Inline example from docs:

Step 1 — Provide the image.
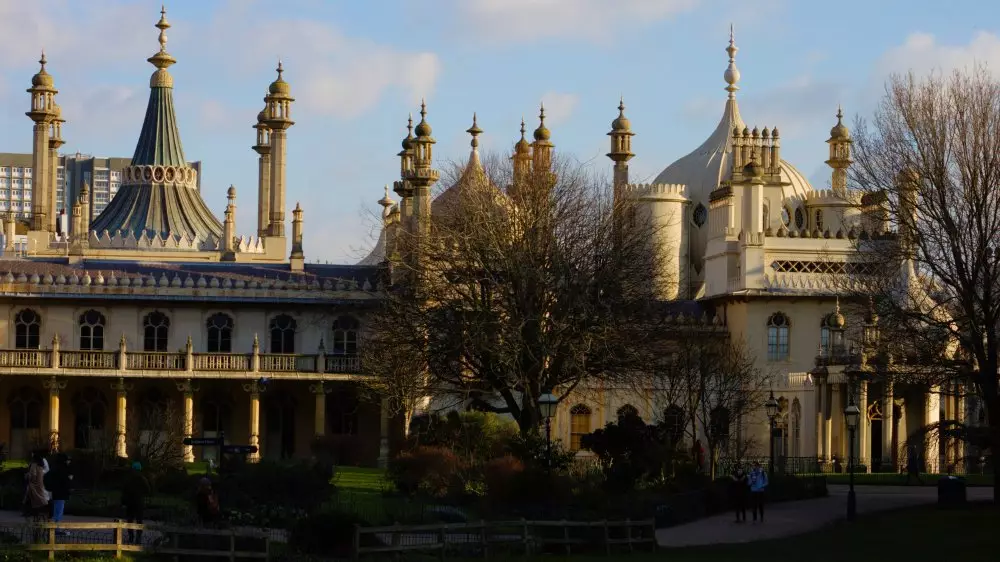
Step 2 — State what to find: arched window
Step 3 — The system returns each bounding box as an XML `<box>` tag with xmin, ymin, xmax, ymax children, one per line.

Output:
<box><xmin>332</xmin><ymin>316</ymin><xmax>360</xmax><ymax>356</ymax></box>
<box><xmin>569</xmin><ymin>404</ymin><xmax>592</xmax><ymax>451</ymax></box>
<box><xmin>14</xmin><ymin>308</ymin><xmax>40</xmax><ymax>349</ymax></box>
<box><xmin>693</xmin><ymin>203</ymin><xmax>708</xmax><ymax>227</ymax></box>
<box><xmin>820</xmin><ymin>318</ymin><xmax>831</xmax><ymax>357</ymax></box>
<box><xmin>794</xmin><ymin>206</ymin><xmax>805</xmax><ymax>230</ymax></box>
<box><xmin>79</xmin><ymin>310</ymin><xmax>106</xmax><ymax>351</ymax></box>
<box><xmin>815</xmin><ymin>209</ymin><xmax>824</xmax><ymax>232</ymax></box>
<box><xmin>767</xmin><ymin>312</ymin><xmax>790</xmax><ymax>361</ymax></box>
<box><xmin>616</xmin><ymin>404</ymin><xmax>640</xmax><ymax>421</ymax></box>
<box><xmin>269</xmin><ymin>315</ymin><xmax>296</xmax><ymax>354</ymax></box>
<box><xmin>199</xmin><ymin>396</ymin><xmax>233</xmax><ymax>463</ymax></box>
<box><xmin>329</xmin><ymin>389</ymin><xmax>359</xmax><ymax>435</ymax></box>
<box><xmin>143</xmin><ymin>311</ymin><xmax>170</xmax><ymax>352</ymax></box>
<box><xmin>663</xmin><ymin>404</ymin><xmax>686</xmax><ymax>448</ymax></box>
<box><xmin>791</xmin><ymin>398</ymin><xmax>802</xmax><ymax>457</ymax></box>
<box><xmin>776</xmin><ymin>396</ymin><xmax>790</xmax><ymax>458</ymax></box>
<box><xmin>762</xmin><ymin>204</ymin><xmax>770</xmax><ymax>230</ymax></box>
<box><xmin>8</xmin><ymin>387</ymin><xmax>42</xmax><ymax>459</ymax></box>
<box><xmin>781</xmin><ymin>206</ymin><xmax>791</xmax><ymax>227</ymax></box>
<box><xmin>206</xmin><ymin>313</ymin><xmax>234</xmax><ymax>353</ymax></box>
<box><xmin>73</xmin><ymin>387</ymin><xmax>107</xmax><ymax>449</ymax></box>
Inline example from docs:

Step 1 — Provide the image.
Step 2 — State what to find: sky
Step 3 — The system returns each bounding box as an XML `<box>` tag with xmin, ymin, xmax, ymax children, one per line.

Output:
<box><xmin>0</xmin><ymin>0</ymin><xmax>997</xmax><ymax>263</ymax></box>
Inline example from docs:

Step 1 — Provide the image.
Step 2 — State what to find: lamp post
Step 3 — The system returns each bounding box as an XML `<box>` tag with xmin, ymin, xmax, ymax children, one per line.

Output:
<box><xmin>538</xmin><ymin>392</ymin><xmax>558</xmax><ymax>475</ymax></box>
<box><xmin>844</xmin><ymin>400</ymin><xmax>861</xmax><ymax>521</ymax></box>
<box><xmin>764</xmin><ymin>391</ymin><xmax>779</xmax><ymax>479</ymax></box>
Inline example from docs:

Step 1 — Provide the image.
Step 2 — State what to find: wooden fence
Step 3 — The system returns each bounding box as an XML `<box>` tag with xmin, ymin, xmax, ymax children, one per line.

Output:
<box><xmin>1</xmin><ymin>520</ymin><xmax>271</xmax><ymax>560</ymax></box>
<box><xmin>352</xmin><ymin>518</ymin><xmax>656</xmax><ymax>560</ymax></box>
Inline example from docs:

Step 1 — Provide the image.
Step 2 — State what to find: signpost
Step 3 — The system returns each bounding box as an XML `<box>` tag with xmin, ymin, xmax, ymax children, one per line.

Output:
<box><xmin>182</xmin><ymin>432</ymin><xmax>258</xmax><ymax>473</ymax></box>
<box><xmin>222</xmin><ymin>445</ymin><xmax>259</xmax><ymax>455</ymax></box>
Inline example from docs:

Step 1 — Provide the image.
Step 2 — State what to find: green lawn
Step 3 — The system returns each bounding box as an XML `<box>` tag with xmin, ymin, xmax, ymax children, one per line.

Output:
<box><xmin>475</xmin><ymin>503</ymin><xmax>999</xmax><ymax>562</ymax></box>
<box><xmin>334</xmin><ymin>466</ymin><xmax>391</xmax><ymax>492</ymax></box>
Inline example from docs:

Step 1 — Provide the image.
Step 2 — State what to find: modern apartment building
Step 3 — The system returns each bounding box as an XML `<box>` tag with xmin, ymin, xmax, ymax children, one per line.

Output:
<box><xmin>0</xmin><ymin>152</ymin><xmax>202</xmax><ymax>225</ymax></box>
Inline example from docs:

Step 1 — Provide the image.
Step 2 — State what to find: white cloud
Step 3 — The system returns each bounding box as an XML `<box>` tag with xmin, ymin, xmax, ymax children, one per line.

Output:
<box><xmin>456</xmin><ymin>0</ymin><xmax>699</xmax><ymax>44</ymax></box>
<box><xmin>875</xmin><ymin>31</ymin><xmax>1000</xmax><ymax>79</ymax></box>
<box><xmin>539</xmin><ymin>92</ymin><xmax>579</xmax><ymax>127</ymax></box>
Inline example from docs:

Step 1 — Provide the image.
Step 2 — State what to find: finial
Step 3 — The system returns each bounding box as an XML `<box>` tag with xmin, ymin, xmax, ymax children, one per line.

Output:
<box><xmin>294</xmin><ymin>201</ymin><xmax>302</xmax><ymax>212</ymax></box>
<box><xmin>39</xmin><ymin>50</ymin><xmax>47</xmax><ymax>69</ymax></box>
<box><xmin>520</xmin><ymin>117</ymin><xmax>527</xmax><ymax>139</ymax></box>
<box><xmin>836</xmin><ymin>295</ymin><xmax>841</xmax><ymax>314</ymax></box>
<box><xmin>467</xmin><ymin>112</ymin><xmax>482</xmax><ymax>149</ymax></box>
<box><xmin>277</xmin><ymin>59</ymin><xmax>284</xmax><ymax>78</ymax></box>
<box><xmin>147</xmin><ymin>5</ymin><xmax>177</xmax><ymax>72</ymax></box>
<box><xmin>724</xmin><ymin>23</ymin><xmax>741</xmax><ymax>99</ymax></box>
<box><xmin>618</xmin><ymin>97</ymin><xmax>626</xmax><ymax>115</ymax></box>
<box><xmin>420</xmin><ymin>98</ymin><xmax>427</xmax><ymax>120</ymax></box>
<box><xmin>156</xmin><ymin>6</ymin><xmax>170</xmax><ymax>52</ymax></box>
<box><xmin>539</xmin><ymin>103</ymin><xmax>546</xmax><ymax>125</ymax></box>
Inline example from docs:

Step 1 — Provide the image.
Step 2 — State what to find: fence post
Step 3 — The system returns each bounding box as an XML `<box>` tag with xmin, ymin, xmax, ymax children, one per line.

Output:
<box><xmin>114</xmin><ymin>520</ymin><xmax>123</xmax><ymax>559</ymax></box>
<box><xmin>625</xmin><ymin>518</ymin><xmax>633</xmax><ymax>553</ymax></box>
<box><xmin>229</xmin><ymin>528</ymin><xmax>237</xmax><ymax>562</ymax></box>
<box><xmin>603</xmin><ymin>520</ymin><xmax>610</xmax><ymax>556</ymax></box>
<box><xmin>562</xmin><ymin>520</ymin><xmax>570</xmax><ymax>557</ymax></box>
<box><xmin>47</xmin><ymin>523</ymin><xmax>55</xmax><ymax>561</ymax></box>
<box><xmin>520</xmin><ymin>518</ymin><xmax>529</xmax><ymax>558</ymax></box>
<box><xmin>480</xmin><ymin>519</ymin><xmax>488</xmax><ymax>560</ymax></box>
<box><xmin>648</xmin><ymin>519</ymin><xmax>657</xmax><ymax>551</ymax></box>
<box><xmin>351</xmin><ymin>524</ymin><xmax>361</xmax><ymax>561</ymax></box>
<box><xmin>438</xmin><ymin>524</ymin><xmax>447</xmax><ymax>562</ymax></box>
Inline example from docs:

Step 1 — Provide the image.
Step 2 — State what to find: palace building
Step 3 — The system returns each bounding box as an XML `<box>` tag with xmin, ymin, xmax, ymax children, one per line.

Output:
<box><xmin>0</xmin><ymin>8</ymin><xmax>392</xmax><ymax>467</ymax></box>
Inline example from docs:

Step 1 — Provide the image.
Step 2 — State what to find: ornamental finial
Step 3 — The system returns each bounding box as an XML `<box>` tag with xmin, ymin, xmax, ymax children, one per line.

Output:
<box><xmin>724</xmin><ymin>23</ymin><xmax>740</xmax><ymax>99</ymax></box>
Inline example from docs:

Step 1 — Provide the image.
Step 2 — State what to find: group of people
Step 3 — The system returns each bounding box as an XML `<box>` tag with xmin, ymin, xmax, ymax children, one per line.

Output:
<box><xmin>23</xmin><ymin>451</ymin><xmax>74</xmax><ymax>533</ymax></box>
<box><xmin>728</xmin><ymin>461</ymin><xmax>769</xmax><ymax>523</ymax></box>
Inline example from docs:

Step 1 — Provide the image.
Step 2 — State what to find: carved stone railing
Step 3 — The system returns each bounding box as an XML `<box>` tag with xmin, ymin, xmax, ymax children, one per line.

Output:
<box><xmin>0</xmin><ymin>347</ymin><xmax>362</xmax><ymax>376</ymax></box>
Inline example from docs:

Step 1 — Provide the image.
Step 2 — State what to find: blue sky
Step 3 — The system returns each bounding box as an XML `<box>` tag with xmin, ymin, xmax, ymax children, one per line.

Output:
<box><xmin>0</xmin><ymin>0</ymin><xmax>996</xmax><ymax>262</ymax></box>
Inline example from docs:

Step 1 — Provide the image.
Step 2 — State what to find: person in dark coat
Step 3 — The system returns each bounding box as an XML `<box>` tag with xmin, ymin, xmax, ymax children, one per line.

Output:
<box><xmin>120</xmin><ymin>462</ymin><xmax>150</xmax><ymax>544</ymax></box>
<box><xmin>195</xmin><ymin>477</ymin><xmax>221</xmax><ymax>526</ymax></box>
<box><xmin>46</xmin><ymin>454</ymin><xmax>73</xmax><ymax>535</ymax></box>
<box><xmin>729</xmin><ymin>464</ymin><xmax>749</xmax><ymax>523</ymax></box>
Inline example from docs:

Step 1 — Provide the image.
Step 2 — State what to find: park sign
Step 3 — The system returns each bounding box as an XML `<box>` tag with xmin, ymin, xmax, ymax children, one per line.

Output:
<box><xmin>222</xmin><ymin>445</ymin><xmax>259</xmax><ymax>455</ymax></box>
<box><xmin>183</xmin><ymin>437</ymin><xmax>223</xmax><ymax>447</ymax></box>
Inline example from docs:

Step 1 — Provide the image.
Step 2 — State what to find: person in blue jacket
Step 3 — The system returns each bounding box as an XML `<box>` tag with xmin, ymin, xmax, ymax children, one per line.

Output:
<box><xmin>748</xmin><ymin>461</ymin><xmax>769</xmax><ymax>522</ymax></box>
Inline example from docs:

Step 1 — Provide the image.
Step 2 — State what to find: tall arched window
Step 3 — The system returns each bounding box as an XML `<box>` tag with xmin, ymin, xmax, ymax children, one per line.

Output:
<box><xmin>815</xmin><ymin>209</ymin><xmax>824</xmax><ymax>232</ymax></box>
<box><xmin>762</xmin><ymin>204</ymin><xmax>770</xmax><ymax>230</ymax></box>
<box><xmin>794</xmin><ymin>207</ymin><xmax>805</xmax><ymax>230</ymax></box>
<box><xmin>269</xmin><ymin>315</ymin><xmax>296</xmax><ymax>354</ymax></box>
<box><xmin>569</xmin><ymin>404</ymin><xmax>592</xmax><ymax>451</ymax></box>
<box><xmin>14</xmin><ymin>309</ymin><xmax>40</xmax><ymax>349</ymax></box>
<box><xmin>8</xmin><ymin>387</ymin><xmax>42</xmax><ymax>459</ymax></box>
<box><xmin>143</xmin><ymin>311</ymin><xmax>170</xmax><ymax>352</ymax></box>
<box><xmin>332</xmin><ymin>316</ymin><xmax>359</xmax><ymax>356</ymax></box>
<box><xmin>616</xmin><ymin>404</ymin><xmax>640</xmax><ymax>421</ymax></box>
<box><xmin>820</xmin><ymin>320</ymin><xmax>831</xmax><ymax>357</ymax></box>
<box><xmin>79</xmin><ymin>310</ymin><xmax>106</xmax><ymax>351</ymax></box>
<box><xmin>663</xmin><ymin>404</ymin><xmax>686</xmax><ymax>448</ymax></box>
<box><xmin>73</xmin><ymin>387</ymin><xmax>107</xmax><ymax>449</ymax></box>
<box><xmin>206</xmin><ymin>313</ymin><xmax>234</xmax><ymax>353</ymax></box>
<box><xmin>767</xmin><ymin>312</ymin><xmax>791</xmax><ymax>361</ymax></box>
<box><xmin>791</xmin><ymin>398</ymin><xmax>802</xmax><ymax>457</ymax></box>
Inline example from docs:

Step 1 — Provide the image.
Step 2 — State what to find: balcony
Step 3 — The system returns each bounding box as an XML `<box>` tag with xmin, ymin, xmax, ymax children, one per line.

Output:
<box><xmin>0</xmin><ymin>344</ymin><xmax>363</xmax><ymax>380</ymax></box>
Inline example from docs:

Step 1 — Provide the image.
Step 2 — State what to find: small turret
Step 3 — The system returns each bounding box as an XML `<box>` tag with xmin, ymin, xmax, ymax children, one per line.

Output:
<box><xmin>27</xmin><ymin>51</ymin><xmax>58</xmax><ymax>234</ymax></box>
<box><xmin>512</xmin><ymin>118</ymin><xmax>532</xmax><ymax>179</ymax></box>
<box><xmin>254</xmin><ymin>95</ymin><xmax>272</xmax><ymax>237</ymax></box>
<box><xmin>826</xmin><ymin>105</ymin><xmax>853</xmax><ymax>194</ymax></box>
<box><xmin>607</xmin><ymin>98</ymin><xmax>635</xmax><ymax>198</ymax></box>
<box><xmin>531</xmin><ymin>104</ymin><xmax>554</xmax><ymax>171</ymax></box>
<box><xmin>223</xmin><ymin>185</ymin><xmax>237</xmax><ymax>258</ymax></box>
<box><xmin>290</xmin><ymin>201</ymin><xmax>304</xmax><ymax>271</ymax></box>
<box><xmin>264</xmin><ymin>61</ymin><xmax>295</xmax><ymax>239</ymax></box>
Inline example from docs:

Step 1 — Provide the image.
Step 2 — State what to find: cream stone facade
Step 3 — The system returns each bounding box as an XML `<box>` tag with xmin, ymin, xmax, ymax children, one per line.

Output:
<box><xmin>367</xmin><ymin>28</ymin><xmax>976</xmax><ymax>473</ymax></box>
<box><xmin>1</xmin><ymin>8</ymin><xmax>397</xmax><ymax>468</ymax></box>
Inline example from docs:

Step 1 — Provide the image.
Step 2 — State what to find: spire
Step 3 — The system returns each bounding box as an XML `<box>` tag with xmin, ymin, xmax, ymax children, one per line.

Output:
<box><xmin>514</xmin><ymin>117</ymin><xmax>531</xmax><ymax>156</ymax></box>
<box><xmin>533</xmin><ymin>103</ymin><xmax>552</xmax><ymax>143</ymax></box>
<box><xmin>462</xmin><ymin>113</ymin><xmax>486</xmax><ymax>181</ymax></box>
<box><xmin>724</xmin><ymin>23</ymin><xmax>740</xmax><ymax>99</ymax></box>
<box><xmin>467</xmin><ymin>112</ymin><xmax>482</xmax><ymax>150</ymax></box>
<box><xmin>131</xmin><ymin>6</ymin><xmax>186</xmax><ymax>166</ymax></box>
<box><xmin>147</xmin><ymin>5</ymin><xmax>177</xmax><ymax>76</ymax></box>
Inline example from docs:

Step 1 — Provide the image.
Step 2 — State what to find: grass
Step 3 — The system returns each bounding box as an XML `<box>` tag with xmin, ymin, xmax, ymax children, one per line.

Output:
<box><xmin>474</xmin><ymin>503</ymin><xmax>999</xmax><ymax>562</ymax></box>
<box><xmin>334</xmin><ymin>466</ymin><xmax>390</xmax><ymax>492</ymax></box>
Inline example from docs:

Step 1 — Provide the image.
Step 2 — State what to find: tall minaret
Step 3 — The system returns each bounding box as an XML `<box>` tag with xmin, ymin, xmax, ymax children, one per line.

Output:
<box><xmin>826</xmin><ymin>106</ymin><xmax>852</xmax><ymax>195</ymax></box>
<box><xmin>253</xmin><ymin>96</ymin><xmax>271</xmax><ymax>237</ymax></box>
<box><xmin>48</xmin><ymin>103</ymin><xmax>65</xmax><ymax>233</ymax></box>
<box><xmin>607</xmin><ymin>98</ymin><xmax>634</xmax><ymax>204</ymax></box>
<box><xmin>531</xmin><ymin>104</ymin><xmax>554</xmax><ymax>171</ymax></box>
<box><xmin>393</xmin><ymin>115</ymin><xmax>415</xmax><ymax>232</ymax></box>
<box><xmin>290</xmin><ymin>202</ymin><xmax>305</xmax><ymax>270</ymax></box>
<box><xmin>402</xmin><ymin>100</ymin><xmax>439</xmax><ymax>258</ymax></box>
<box><xmin>27</xmin><ymin>51</ymin><xmax>58</xmax><ymax>233</ymax></box>
<box><xmin>265</xmin><ymin>61</ymin><xmax>294</xmax><ymax>239</ymax></box>
<box><xmin>223</xmin><ymin>185</ymin><xmax>237</xmax><ymax>259</ymax></box>
<box><xmin>512</xmin><ymin>118</ymin><xmax>532</xmax><ymax>187</ymax></box>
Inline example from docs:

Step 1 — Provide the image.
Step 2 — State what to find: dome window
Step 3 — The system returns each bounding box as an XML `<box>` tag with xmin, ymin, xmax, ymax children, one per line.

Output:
<box><xmin>794</xmin><ymin>207</ymin><xmax>805</xmax><ymax>230</ymax></box>
<box><xmin>693</xmin><ymin>203</ymin><xmax>708</xmax><ymax>227</ymax></box>
<box><xmin>815</xmin><ymin>210</ymin><xmax>824</xmax><ymax>232</ymax></box>
<box><xmin>781</xmin><ymin>206</ymin><xmax>791</xmax><ymax>227</ymax></box>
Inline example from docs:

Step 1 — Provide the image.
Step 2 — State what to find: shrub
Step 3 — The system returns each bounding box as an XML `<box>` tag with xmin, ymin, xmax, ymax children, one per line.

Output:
<box><xmin>213</xmin><ymin>460</ymin><xmax>335</xmax><ymax>525</ymax></box>
<box><xmin>288</xmin><ymin>511</ymin><xmax>380</xmax><ymax>558</ymax></box>
<box><xmin>407</xmin><ymin>411</ymin><xmax>517</xmax><ymax>466</ymax></box>
<box><xmin>484</xmin><ymin>455</ymin><xmax>524</xmax><ymax>500</ymax></box>
<box><xmin>388</xmin><ymin>446</ymin><xmax>463</xmax><ymax>498</ymax></box>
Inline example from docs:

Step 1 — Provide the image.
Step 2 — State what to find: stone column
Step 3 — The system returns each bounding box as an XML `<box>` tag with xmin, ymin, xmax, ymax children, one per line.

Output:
<box><xmin>815</xmin><ymin>378</ymin><xmax>825</xmax><ymax>463</ymax></box>
<box><xmin>825</xmin><ymin>383</ymin><xmax>835</xmax><ymax>463</ymax></box>
<box><xmin>956</xmin><ymin>385</ymin><xmax>967</xmax><ymax>469</ymax></box>
<box><xmin>858</xmin><ymin>381</ymin><xmax>869</xmax><ymax>468</ymax></box>
<box><xmin>310</xmin><ymin>381</ymin><xmax>330</xmax><ymax>437</ymax></box>
<box><xmin>110</xmin><ymin>378</ymin><xmax>132</xmax><ymax>458</ymax></box>
<box><xmin>925</xmin><ymin>387</ymin><xmax>940</xmax><ymax>473</ymax></box>
<box><xmin>243</xmin><ymin>380</ymin><xmax>266</xmax><ymax>462</ymax></box>
<box><xmin>882</xmin><ymin>382</ymin><xmax>894</xmax><ymax>470</ymax></box>
<box><xmin>378</xmin><ymin>397</ymin><xmax>391</xmax><ymax>468</ymax></box>
<box><xmin>177</xmin><ymin>379</ymin><xmax>197</xmax><ymax>463</ymax></box>
<box><xmin>43</xmin><ymin>377</ymin><xmax>66</xmax><ymax>451</ymax></box>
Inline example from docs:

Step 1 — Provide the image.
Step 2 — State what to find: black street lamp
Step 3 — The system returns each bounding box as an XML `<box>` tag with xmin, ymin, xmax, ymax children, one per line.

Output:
<box><xmin>764</xmin><ymin>391</ymin><xmax>780</xmax><ymax>479</ymax></box>
<box><xmin>538</xmin><ymin>392</ymin><xmax>559</xmax><ymax>475</ymax></box>
<box><xmin>844</xmin><ymin>400</ymin><xmax>861</xmax><ymax>521</ymax></box>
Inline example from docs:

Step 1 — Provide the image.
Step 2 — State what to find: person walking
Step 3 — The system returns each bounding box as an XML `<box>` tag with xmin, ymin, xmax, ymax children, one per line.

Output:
<box><xmin>23</xmin><ymin>452</ymin><xmax>50</xmax><ymax>521</ymax></box>
<box><xmin>46</xmin><ymin>454</ymin><xmax>74</xmax><ymax>536</ymax></box>
<box><xmin>729</xmin><ymin>464</ymin><xmax>749</xmax><ymax>523</ymax></box>
<box><xmin>748</xmin><ymin>461</ymin><xmax>769</xmax><ymax>523</ymax></box>
<box><xmin>120</xmin><ymin>461</ymin><xmax>150</xmax><ymax>544</ymax></box>
<box><xmin>906</xmin><ymin>446</ymin><xmax>924</xmax><ymax>485</ymax></box>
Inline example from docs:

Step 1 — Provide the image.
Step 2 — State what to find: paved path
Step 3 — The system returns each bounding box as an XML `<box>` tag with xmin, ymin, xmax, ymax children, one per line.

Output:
<box><xmin>655</xmin><ymin>484</ymin><xmax>994</xmax><ymax>548</ymax></box>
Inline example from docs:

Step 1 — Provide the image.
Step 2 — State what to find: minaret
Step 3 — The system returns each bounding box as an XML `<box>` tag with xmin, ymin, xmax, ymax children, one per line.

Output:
<box><xmin>27</xmin><ymin>51</ymin><xmax>58</xmax><ymax>233</ymax></box>
<box><xmin>48</xmin><ymin>103</ymin><xmax>66</xmax><ymax>233</ymax></box>
<box><xmin>511</xmin><ymin>118</ymin><xmax>532</xmax><ymax>194</ymax></box>
<box><xmin>223</xmin><ymin>185</ymin><xmax>237</xmax><ymax>259</ymax></box>
<box><xmin>402</xmin><ymin>100</ymin><xmax>439</xmax><ymax>263</ymax></box>
<box><xmin>265</xmin><ymin>61</ymin><xmax>294</xmax><ymax>239</ymax></box>
<box><xmin>531</xmin><ymin>104</ymin><xmax>554</xmax><ymax>171</ymax></box>
<box><xmin>290</xmin><ymin>202</ymin><xmax>305</xmax><ymax>271</ymax></box>
<box><xmin>607</xmin><ymin>98</ymin><xmax>634</xmax><ymax>204</ymax></box>
<box><xmin>253</xmin><ymin>97</ymin><xmax>272</xmax><ymax>237</ymax></box>
<box><xmin>826</xmin><ymin>105</ymin><xmax>852</xmax><ymax>195</ymax></box>
<box><xmin>379</xmin><ymin>185</ymin><xmax>397</xmax><ymax>263</ymax></box>
<box><xmin>79</xmin><ymin>182</ymin><xmax>91</xmax><ymax>232</ymax></box>
<box><xmin>393</xmin><ymin>115</ymin><xmax>415</xmax><ymax>232</ymax></box>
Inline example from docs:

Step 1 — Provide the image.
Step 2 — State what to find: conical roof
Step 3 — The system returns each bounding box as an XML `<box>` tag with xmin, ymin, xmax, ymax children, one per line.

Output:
<box><xmin>90</xmin><ymin>7</ymin><xmax>222</xmax><ymax>244</ymax></box>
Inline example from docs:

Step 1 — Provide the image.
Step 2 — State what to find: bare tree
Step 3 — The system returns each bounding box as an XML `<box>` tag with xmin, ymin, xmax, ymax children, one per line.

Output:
<box><xmin>655</xmin><ymin>335</ymin><xmax>770</xmax><ymax>479</ymax></box>
<box><xmin>847</xmin><ymin>65</ymin><xmax>1000</xmax><ymax>501</ymax></box>
<box><xmin>126</xmin><ymin>400</ymin><xmax>186</xmax><ymax>470</ymax></box>
<box><xmin>362</xmin><ymin>152</ymin><xmax>675</xmax><ymax>435</ymax></box>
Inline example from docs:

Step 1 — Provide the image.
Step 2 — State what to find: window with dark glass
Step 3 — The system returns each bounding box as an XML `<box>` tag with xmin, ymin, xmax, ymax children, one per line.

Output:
<box><xmin>79</xmin><ymin>310</ymin><xmax>106</xmax><ymax>351</ymax></box>
<box><xmin>269</xmin><ymin>314</ymin><xmax>296</xmax><ymax>354</ymax></box>
<box><xmin>332</xmin><ymin>316</ymin><xmax>360</xmax><ymax>356</ymax></box>
<box><xmin>14</xmin><ymin>309</ymin><xmax>40</xmax><ymax>349</ymax></box>
<box><xmin>143</xmin><ymin>311</ymin><xmax>170</xmax><ymax>352</ymax></box>
<box><xmin>206</xmin><ymin>313</ymin><xmax>234</xmax><ymax>353</ymax></box>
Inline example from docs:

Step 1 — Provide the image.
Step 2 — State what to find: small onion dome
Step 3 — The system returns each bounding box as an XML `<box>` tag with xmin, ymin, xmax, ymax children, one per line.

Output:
<box><xmin>402</xmin><ymin>114</ymin><xmax>414</xmax><ymax>150</ymax></box>
<box><xmin>827</xmin><ymin>310</ymin><xmax>846</xmax><ymax>329</ymax></box>
<box><xmin>31</xmin><ymin>52</ymin><xmax>55</xmax><ymax>89</ymax></box>
<box><xmin>515</xmin><ymin>118</ymin><xmax>531</xmax><ymax>154</ymax></box>
<box><xmin>227</xmin><ymin>185</ymin><xmax>237</xmax><ymax>198</ymax></box>
<box><xmin>533</xmin><ymin>104</ymin><xmax>551</xmax><ymax>142</ymax></box>
<box><xmin>257</xmin><ymin>107</ymin><xmax>268</xmax><ymax>124</ymax></box>
<box><xmin>268</xmin><ymin>61</ymin><xmax>291</xmax><ymax>96</ymax></box>
<box><xmin>611</xmin><ymin>98</ymin><xmax>631</xmax><ymax>132</ymax></box>
<box><xmin>743</xmin><ymin>152</ymin><xmax>763</xmax><ymax>178</ymax></box>
<box><xmin>414</xmin><ymin>100</ymin><xmax>432</xmax><ymax>138</ymax></box>
<box><xmin>830</xmin><ymin>106</ymin><xmax>850</xmax><ymax>140</ymax></box>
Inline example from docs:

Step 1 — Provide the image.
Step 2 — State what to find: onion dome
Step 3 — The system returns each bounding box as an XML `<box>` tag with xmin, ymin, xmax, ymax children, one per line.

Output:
<box><xmin>827</xmin><ymin>299</ymin><xmax>846</xmax><ymax>328</ymax></box>
<box><xmin>227</xmin><ymin>185</ymin><xmax>237</xmax><ymax>199</ymax></box>
<box><xmin>268</xmin><ymin>61</ymin><xmax>291</xmax><ymax>96</ymax></box>
<box><xmin>830</xmin><ymin>106</ymin><xmax>850</xmax><ymax>140</ymax></box>
<box><xmin>414</xmin><ymin>100</ymin><xmax>432</xmax><ymax>138</ymax></box>
<box><xmin>401</xmin><ymin>114</ymin><xmax>414</xmax><ymax>151</ymax></box>
<box><xmin>514</xmin><ymin>118</ymin><xmax>531</xmax><ymax>154</ymax></box>
<box><xmin>533</xmin><ymin>104</ymin><xmax>551</xmax><ymax>142</ymax></box>
<box><xmin>256</xmin><ymin>98</ymin><xmax>269</xmax><ymax>124</ymax></box>
<box><xmin>611</xmin><ymin>98</ymin><xmax>631</xmax><ymax>132</ymax></box>
<box><xmin>743</xmin><ymin>151</ymin><xmax>763</xmax><ymax>179</ymax></box>
<box><xmin>31</xmin><ymin>52</ymin><xmax>55</xmax><ymax>89</ymax></box>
